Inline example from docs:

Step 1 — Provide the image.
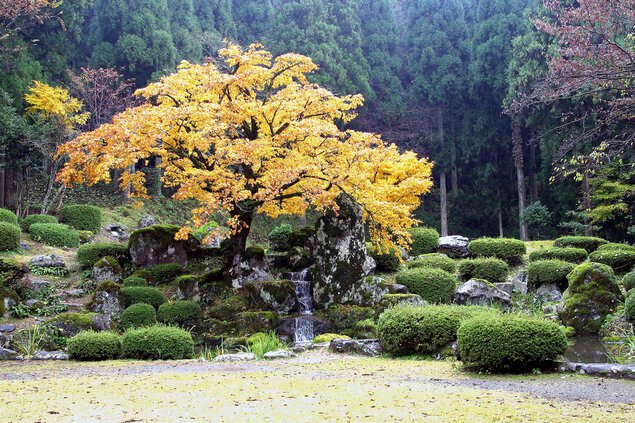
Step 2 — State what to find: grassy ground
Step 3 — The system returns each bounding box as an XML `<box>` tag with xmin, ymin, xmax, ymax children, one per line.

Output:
<box><xmin>1</xmin><ymin>353</ymin><xmax>633</xmax><ymax>422</ymax></box>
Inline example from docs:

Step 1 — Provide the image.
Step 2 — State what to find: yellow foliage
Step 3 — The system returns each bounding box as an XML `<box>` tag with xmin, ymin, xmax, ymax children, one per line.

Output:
<box><xmin>57</xmin><ymin>43</ymin><xmax>433</xmax><ymax>251</ymax></box>
<box><xmin>24</xmin><ymin>81</ymin><xmax>89</xmax><ymax>130</ymax></box>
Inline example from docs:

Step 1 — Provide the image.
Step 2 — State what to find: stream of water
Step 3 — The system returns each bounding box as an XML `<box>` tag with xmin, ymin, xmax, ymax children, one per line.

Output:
<box><xmin>289</xmin><ymin>269</ymin><xmax>315</xmax><ymax>343</ymax></box>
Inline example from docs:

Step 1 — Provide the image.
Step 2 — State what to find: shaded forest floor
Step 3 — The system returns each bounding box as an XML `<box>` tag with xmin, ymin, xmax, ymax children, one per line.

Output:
<box><xmin>1</xmin><ymin>351</ymin><xmax>633</xmax><ymax>422</ymax></box>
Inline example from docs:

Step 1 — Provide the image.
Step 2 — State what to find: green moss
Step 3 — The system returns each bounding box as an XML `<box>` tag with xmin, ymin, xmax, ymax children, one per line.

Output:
<box><xmin>313</xmin><ymin>333</ymin><xmax>351</xmax><ymax>343</ymax></box>
<box><xmin>623</xmin><ymin>272</ymin><xmax>635</xmax><ymax>292</ymax></box>
<box><xmin>354</xmin><ymin>319</ymin><xmax>377</xmax><ymax>338</ymax></box>
<box><xmin>94</xmin><ymin>256</ymin><xmax>120</xmax><ymax>269</ymax></box>
<box><xmin>150</xmin><ymin>263</ymin><xmax>184</xmax><ymax>284</ymax></box>
<box><xmin>77</xmin><ymin>242</ymin><xmax>129</xmax><ymax>267</ymax></box>
<box><xmin>408</xmin><ymin>253</ymin><xmax>456</xmax><ymax>273</ymax></box>
<box><xmin>596</xmin><ymin>243</ymin><xmax>635</xmax><ymax>253</ymax></box>
<box><xmin>527</xmin><ymin>260</ymin><xmax>576</xmax><ymax>290</ymax></box>
<box><xmin>59</xmin><ymin>204</ymin><xmax>102</xmax><ymax>233</ymax></box>
<box><xmin>554</xmin><ymin>236</ymin><xmax>608</xmax><ymax>253</ymax></box>
<box><xmin>457</xmin><ymin>258</ymin><xmax>509</xmax><ymax>284</ymax></box>
<box><xmin>95</xmin><ymin>280</ymin><xmax>121</xmax><ymax>293</ymax></box>
<box><xmin>395</xmin><ymin>268</ymin><xmax>457</xmax><ymax>304</ymax></box>
<box><xmin>206</xmin><ymin>295</ymin><xmax>249</xmax><ymax>321</ymax></box>
<box><xmin>528</xmin><ymin>247</ymin><xmax>588</xmax><ymax>264</ymax></box>
<box><xmin>408</xmin><ymin>227</ymin><xmax>439</xmax><ymax>256</ymax></box>
<box><xmin>468</xmin><ymin>237</ymin><xmax>526</xmax><ymax>265</ymax></box>
<box><xmin>131</xmin><ymin>269</ymin><xmax>154</xmax><ymax>283</ymax></box>
<box><xmin>589</xmin><ymin>249</ymin><xmax>635</xmax><ymax>274</ymax></box>
<box><xmin>244</xmin><ymin>246</ymin><xmax>266</xmax><ymax>260</ymax></box>
<box><xmin>625</xmin><ymin>291</ymin><xmax>635</xmax><ymax>322</ymax></box>
<box><xmin>236</xmin><ymin>311</ymin><xmax>277</xmax><ymax>335</ymax></box>
<box><xmin>50</xmin><ymin>312</ymin><xmax>95</xmax><ymax>329</ymax></box>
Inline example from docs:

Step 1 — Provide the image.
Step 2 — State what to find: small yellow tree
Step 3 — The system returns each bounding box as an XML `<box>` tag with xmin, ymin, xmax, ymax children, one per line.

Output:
<box><xmin>57</xmin><ymin>43</ymin><xmax>433</xmax><ymax>269</ymax></box>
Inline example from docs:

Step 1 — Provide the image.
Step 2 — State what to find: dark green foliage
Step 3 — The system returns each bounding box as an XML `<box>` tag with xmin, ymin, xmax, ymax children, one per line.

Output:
<box><xmin>236</xmin><ymin>311</ymin><xmax>277</xmax><ymax>335</ymax></box>
<box><xmin>121</xmin><ymin>287</ymin><xmax>165</xmax><ymax>309</ymax></box>
<box><xmin>408</xmin><ymin>227</ymin><xmax>440</xmax><ymax>256</ymax></box>
<box><xmin>468</xmin><ymin>238</ymin><xmax>526</xmax><ymax>265</ymax></box>
<box><xmin>368</xmin><ymin>245</ymin><xmax>401</xmax><ymax>273</ymax></box>
<box><xmin>29</xmin><ymin>223</ymin><xmax>80</xmax><ymax>248</ymax></box>
<box><xmin>76</xmin><ymin>242</ymin><xmax>129</xmax><ymax>267</ymax></box>
<box><xmin>529</xmin><ymin>247</ymin><xmax>588</xmax><ymax>264</ymax></box>
<box><xmin>206</xmin><ymin>295</ymin><xmax>248</xmax><ymax>321</ymax></box>
<box><xmin>354</xmin><ymin>318</ymin><xmax>377</xmax><ymax>338</ymax></box>
<box><xmin>131</xmin><ymin>269</ymin><xmax>154</xmax><ymax>283</ymax></box>
<box><xmin>457</xmin><ymin>315</ymin><xmax>568</xmax><ymax>371</ymax></box>
<box><xmin>625</xmin><ymin>291</ymin><xmax>635</xmax><ymax>322</ymax></box>
<box><xmin>623</xmin><ymin>272</ymin><xmax>635</xmax><ymax>292</ymax></box>
<box><xmin>157</xmin><ymin>301</ymin><xmax>201</xmax><ymax>327</ymax></box>
<box><xmin>457</xmin><ymin>258</ymin><xmax>509</xmax><ymax>284</ymax></box>
<box><xmin>122</xmin><ymin>276</ymin><xmax>148</xmax><ymax>287</ymax></box>
<box><xmin>395</xmin><ymin>268</ymin><xmax>457</xmax><ymax>304</ymax></box>
<box><xmin>59</xmin><ymin>204</ymin><xmax>102</xmax><ymax>233</ymax></box>
<box><xmin>268</xmin><ymin>224</ymin><xmax>292</xmax><ymax>252</ymax></box>
<box><xmin>527</xmin><ymin>260</ymin><xmax>576</xmax><ymax>291</ymax></box>
<box><xmin>377</xmin><ymin>305</ymin><xmax>497</xmax><ymax>356</ymax></box>
<box><xmin>119</xmin><ymin>303</ymin><xmax>157</xmax><ymax>330</ymax></box>
<box><xmin>0</xmin><ymin>208</ymin><xmax>18</xmax><ymax>225</ymax></box>
<box><xmin>67</xmin><ymin>331</ymin><xmax>123</xmax><ymax>361</ymax></box>
<box><xmin>520</xmin><ymin>202</ymin><xmax>550</xmax><ymax>239</ymax></box>
<box><xmin>589</xmin><ymin>250</ymin><xmax>635</xmax><ymax>274</ymax></box>
<box><xmin>288</xmin><ymin>227</ymin><xmax>315</xmax><ymax>249</ymax></box>
<box><xmin>122</xmin><ymin>325</ymin><xmax>194</xmax><ymax>360</ymax></box>
<box><xmin>554</xmin><ymin>236</ymin><xmax>609</xmax><ymax>253</ymax></box>
<box><xmin>408</xmin><ymin>253</ymin><xmax>456</xmax><ymax>274</ymax></box>
<box><xmin>21</xmin><ymin>214</ymin><xmax>58</xmax><ymax>232</ymax></box>
<box><xmin>0</xmin><ymin>222</ymin><xmax>20</xmax><ymax>251</ymax></box>
<box><xmin>596</xmin><ymin>243</ymin><xmax>635</xmax><ymax>253</ymax></box>
<box><xmin>325</xmin><ymin>304</ymin><xmax>375</xmax><ymax>337</ymax></box>
<box><xmin>150</xmin><ymin>263</ymin><xmax>184</xmax><ymax>284</ymax></box>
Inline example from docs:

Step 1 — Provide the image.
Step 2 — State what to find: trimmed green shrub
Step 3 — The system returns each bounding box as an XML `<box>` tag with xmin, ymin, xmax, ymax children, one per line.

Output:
<box><xmin>378</xmin><ymin>305</ymin><xmax>497</xmax><ymax>356</ymax></box>
<box><xmin>60</xmin><ymin>204</ymin><xmax>102</xmax><ymax>233</ymax></box>
<box><xmin>623</xmin><ymin>272</ymin><xmax>635</xmax><ymax>292</ymax></box>
<box><xmin>395</xmin><ymin>268</ymin><xmax>457</xmax><ymax>304</ymax></box>
<box><xmin>0</xmin><ymin>222</ymin><xmax>20</xmax><ymax>251</ymax></box>
<box><xmin>157</xmin><ymin>301</ymin><xmax>201</xmax><ymax>327</ymax></box>
<box><xmin>596</xmin><ymin>243</ymin><xmax>635</xmax><ymax>253</ymax></box>
<box><xmin>529</xmin><ymin>247</ymin><xmax>588</xmax><ymax>264</ymax></box>
<box><xmin>150</xmin><ymin>263</ymin><xmax>184</xmax><ymax>284</ymax></box>
<box><xmin>121</xmin><ymin>286</ymin><xmax>165</xmax><ymax>309</ymax></box>
<box><xmin>29</xmin><ymin>223</ymin><xmax>79</xmax><ymax>248</ymax></box>
<box><xmin>325</xmin><ymin>304</ymin><xmax>375</xmax><ymax>336</ymax></box>
<box><xmin>458</xmin><ymin>258</ymin><xmax>509</xmax><ymax>284</ymax></box>
<box><xmin>368</xmin><ymin>245</ymin><xmax>401</xmax><ymax>273</ymax></box>
<box><xmin>122</xmin><ymin>325</ymin><xmax>194</xmax><ymax>360</ymax></box>
<box><xmin>589</xmin><ymin>249</ymin><xmax>635</xmax><ymax>273</ymax></box>
<box><xmin>130</xmin><ymin>269</ymin><xmax>153</xmax><ymax>282</ymax></box>
<box><xmin>408</xmin><ymin>253</ymin><xmax>456</xmax><ymax>274</ymax></box>
<box><xmin>313</xmin><ymin>333</ymin><xmax>351</xmax><ymax>344</ymax></box>
<box><xmin>67</xmin><ymin>331</ymin><xmax>122</xmax><ymax>361</ymax></box>
<box><xmin>21</xmin><ymin>214</ymin><xmax>58</xmax><ymax>232</ymax></box>
<box><xmin>268</xmin><ymin>223</ymin><xmax>292</xmax><ymax>252</ymax></box>
<box><xmin>76</xmin><ymin>242</ymin><xmax>129</xmax><ymax>267</ymax></box>
<box><xmin>119</xmin><ymin>303</ymin><xmax>157</xmax><ymax>330</ymax></box>
<box><xmin>554</xmin><ymin>236</ymin><xmax>608</xmax><ymax>253</ymax></box>
<box><xmin>468</xmin><ymin>237</ymin><xmax>526</xmax><ymax>265</ymax></box>
<box><xmin>354</xmin><ymin>319</ymin><xmax>377</xmax><ymax>338</ymax></box>
<box><xmin>625</xmin><ymin>291</ymin><xmax>635</xmax><ymax>322</ymax></box>
<box><xmin>408</xmin><ymin>227</ymin><xmax>439</xmax><ymax>256</ymax></box>
<box><xmin>0</xmin><ymin>208</ymin><xmax>18</xmax><ymax>225</ymax></box>
<box><xmin>122</xmin><ymin>276</ymin><xmax>148</xmax><ymax>287</ymax></box>
<box><xmin>457</xmin><ymin>315</ymin><xmax>568</xmax><ymax>370</ymax></box>
<box><xmin>527</xmin><ymin>260</ymin><xmax>576</xmax><ymax>290</ymax></box>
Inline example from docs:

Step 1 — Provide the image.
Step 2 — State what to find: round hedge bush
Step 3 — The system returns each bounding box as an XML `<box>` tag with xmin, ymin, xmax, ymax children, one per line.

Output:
<box><xmin>268</xmin><ymin>223</ymin><xmax>292</xmax><ymax>252</ymax></box>
<box><xmin>623</xmin><ymin>272</ymin><xmax>635</xmax><ymax>292</ymax></box>
<box><xmin>378</xmin><ymin>305</ymin><xmax>497</xmax><ymax>356</ymax></box>
<box><xmin>527</xmin><ymin>260</ymin><xmax>576</xmax><ymax>291</ymax></box>
<box><xmin>119</xmin><ymin>303</ymin><xmax>157</xmax><ymax>330</ymax></box>
<box><xmin>29</xmin><ymin>223</ymin><xmax>79</xmax><ymax>248</ymax></box>
<box><xmin>368</xmin><ymin>245</ymin><xmax>401</xmax><ymax>273</ymax></box>
<box><xmin>457</xmin><ymin>315</ymin><xmax>568</xmax><ymax>371</ymax></box>
<box><xmin>394</xmin><ymin>268</ymin><xmax>457</xmax><ymax>304</ymax></box>
<box><xmin>157</xmin><ymin>301</ymin><xmax>201</xmax><ymax>328</ymax></box>
<box><xmin>76</xmin><ymin>242</ymin><xmax>129</xmax><ymax>267</ymax></box>
<box><xmin>408</xmin><ymin>227</ymin><xmax>439</xmax><ymax>256</ymax></box>
<box><xmin>122</xmin><ymin>276</ymin><xmax>148</xmax><ymax>287</ymax></box>
<box><xmin>408</xmin><ymin>253</ymin><xmax>456</xmax><ymax>274</ymax></box>
<box><xmin>528</xmin><ymin>247</ymin><xmax>588</xmax><ymax>264</ymax></box>
<box><xmin>596</xmin><ymin>243</ymin><xmax>635</xmax><ymax>253</ymax></box>
<box><xmin>457</xmin><ymin>258</ymin><xmax>509</xmax><ymax>284</ymax></box>
<box><xmin>625</xmin><ymin>291</ymin><xmax>635</xmax><ymax>322</ymax></box>
<box><xmin>21</xmin><ymin>214</ymin><xmax>58</xmax><ymax>232</ymax></box>
<box><xmin>67</xmin><ymin>331</ymin><xmax>122</xmax><ymax>361</ymax></box>
<box><xmin>0</xmin><ymin>222</ymin><xmax>20</xmax><ymax>251</ymax></box>
<box><xmin>122</xmin><ymin>325</ymin><xmax>194</xmax><ymax>360</ymax></box>
<box><xmin>467</xmin><ymin>237</ymin><xmax>526</xmax><ymax>265</ymax></box>
<box><xmin>554</xmin><ymin>236</ymin><xmax>608</xmax><ymax>253</ymax></box>
<box><xmin>121</xmin><ymin>286</ymin><xmax>166</xmax><ymax>309</ymax></box>
<box><xmin>150</xmin><ymin>263</ymin><xmax>184</xmax><ymax>284</ymax></box>
<box><xmin>60</xmin><ymin>204</ymin><xmax>102</xmax><ymax>233</ymax></box>
<box><xmin>0</xmin><ymin>208</ymin><xmax>18</xmax><ymax>225</ymax></box>
<box><xmin>589</xmin><ymin>249</ymin><xmax>635</xmax><ymax>273</ymax></box>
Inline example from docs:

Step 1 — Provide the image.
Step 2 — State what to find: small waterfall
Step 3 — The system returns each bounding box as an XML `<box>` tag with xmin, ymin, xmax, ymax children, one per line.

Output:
<box><xmin>290</xmin><ymin>269</ymin><xmax>315</xmax><ymax>343</ymax></box>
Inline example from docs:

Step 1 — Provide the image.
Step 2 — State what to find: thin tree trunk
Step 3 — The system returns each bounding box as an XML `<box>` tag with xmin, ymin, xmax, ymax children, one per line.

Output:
<box><xmin>41</xmin><ymin>161</ymin><xmax>58</xmax><ymax>214</ymax></box>
<box><xmin>529</xmin><ymin>137</ymin><xmax>539</xmax><ymax>202</ymax></box>
<box><xmin>225</xmin><ymin>206</ymin><xmax>255</xmax><ymax>285</ymax></box>
<box><xmin>0</xmin><ymin>150</ymin><xmax>5</xmax><ymax>208</ymax></box>
<box><xmin>582</xmin><ymin>166</ymin><xmax>593</xmax><ymax>236</ymax></box>
<box><xmin>498</xmin><ymin>208</ymin><xmax>504</xmax><ymax>238</ymax></box>
<box><xmin>451</xmin><ymin>137</ymin><xmax>458</xmax><ymax>197</ymax></box>
<box><xmin>437</xmin><ymin>108</ymin><xmax>448</xmax><ymax>237</ymax></box>
<box><xmin>154</xmin><ymin>157</ymin><xmax>162</xmax><ymax>197</ymax></box>
<box><xmin>122</xmin><ymin>165</ymin><xmax>134</xmax><ymax>203</ymax></box>
<box><xmin>512</xmin><ymin>120</ymin><xmax>529</xmax><ymax>241</ymax></box>
<box><xmin>4</xmin><ymin>167</ymin><xmax>14</xmax><ymax>210</ymax></box>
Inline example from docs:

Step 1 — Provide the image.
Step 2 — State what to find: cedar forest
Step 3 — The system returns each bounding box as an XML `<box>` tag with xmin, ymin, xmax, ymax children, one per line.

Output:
<box><xmin>1</xmin><ymin>0</ymin><xmax>633</xmax><ymax>242</ymax></box>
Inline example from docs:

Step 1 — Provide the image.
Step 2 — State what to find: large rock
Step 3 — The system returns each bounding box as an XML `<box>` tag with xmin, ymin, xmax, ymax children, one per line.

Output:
<box><xmin>328</xmin><ymin>276</ymin><xmax>409</xmax><ymax>308</ymax></box>
<box><xmin>509</xmin><ymin>270</ymin><xmax>529</xmax><ymax>295</ymax></box>
<box><xmin>177</xmin><ymin>276</ymin><xmax>200</xmax><ymax>302</ymax></box>
<box><xmin>29</xmin><ymin>254</ymin><xmax>66</xmax><ymax>272</ymax></box>
<box><xmin>376</xmin><ymin>293</ymin><xmax>426</xmax><ymax>318</ymax></box>
<box><xmin>49</xmin><ymin>312</ymin><xmax>111</xmax><ymax>337</ymax></box>
<box><xmin>0</xmin><ymin>333</ymin><xmax>8</xmax><ymax>347</ymax></box>
<box><xmin>128</xmin><ymin>224</ymin><xmax>200</xmax><ymax>267</ymax></box>
<box><xmin>263</xmin><ymin>350</ymin><xmax>297</xmax><ymax>360</ymax></box>
<box><xmin>535</xmin><ymin>283</ymin><xmax>563</xmax><ymax>303</ymax></box>
<box><xmin>312</xmin><ymin>194</ymin><xmax>376</xmax><ymax>309</ymax></box>
<box><xmin>0</xmin><ymin>347</ymin><xmax>19</xmax><ymax>360</ymax></box>
<box><xmin>137</xmin><ymin>215</ymin><xmax>155</xmax><ymax>228</ymax></box>
<box><xmin>91</xmin><ymin>282</ymin><xmax>123</xmax><ymax>319</ymax></box>
<box><xmin>437</xmin><ymin>235</ymin><xmax>470</xmax><ymax>259</ymax></box>
<box><xmin>213</xmin><ymin>352</ymin><xmax>256</xmax><ymax>362</ymax></box>
<box><xmin>105</xmin><ymin>223</ymin><xmax>129</xmax><ymax>241</ymax></box>
<box><xmin>559</xmin><ymin>262</ymin><xmax>623</xmax><ymax>335</ymax></box>
<box><xmin>455</xmin><ymin>279</ymin><xmax>511</xmax><ymax>307</ymax></box>
<box><xmin>32</xmin><ymin>351</ymin><xmax>69</xmax><ymax>360</ymax></box>
<box><xmin>91</xmin><ymin>256</ymin><xmax>123</xmax><ymax>283</ymax></box>
<box><xmin>329</xmin><ymin>338</ymin><xmax>383</xmax><ymax>357</ymax></box>
<box><xmin>231</xmin><ymin>246</ymin><xmax>271</xmax><ymax>289</ymax></box>
<box><xmin>245</xmin><ymin>280</ymin><xmax>297</xmax><ymax>314</ymax></box>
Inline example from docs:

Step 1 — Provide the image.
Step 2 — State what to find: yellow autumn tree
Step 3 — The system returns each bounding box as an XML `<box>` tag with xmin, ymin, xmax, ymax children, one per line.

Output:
<box><xmin>57</xmin><ymin>43</ymin><xmax>433</xmax><ymax>268</ymax></box>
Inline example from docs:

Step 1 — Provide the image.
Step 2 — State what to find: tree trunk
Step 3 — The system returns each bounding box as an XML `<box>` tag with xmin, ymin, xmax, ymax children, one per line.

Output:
<box><xmin>582</xmin><ymin>167</ymin><xmax>593</xmax><ymax>236</ymax></box>
<box><xmin>224</xmin><ymin>206</ymin><xmax>254</xmax><ymax>281</ymax></box>
<box><xmin>122</xmin><ymin>165</ymin><xmax>134</xmax><ymax>203</ymax></box>
<box><xmin>498</xmin><ymin>208</ymin><xmax>504</xmax><ymax>238</ymax></box>
<box><xmin>451</xmin><ymin>140</ymin><xmax>458</xmax><ymax>198</ymax></box>
<box><xmin>4</xmin><ymin>167</ymin><xmax>15</xmax><ymax>210</ymax></box>
<box><xmin>437</xmin><ymin>109</ymin><xmax>448</xmax><ymax>237</ymax></box>
<box><xmin>154</xmin><ymin>157</ymin><xmax>162</xmax><ymax>197</ymax></box>
<box><xmin>529</xmin><ymin>137</ymin><xmax>539</xmax><ymax>202</ymax></box>
<box><xmin>0</xmin><ymin>150</ymin><xmax>5</xmax><ymax>209</ymax></box>
<box><xmin>512</xmin><ymin>120</ymin><xmax>529</xmax><ymax>241</ymax></box>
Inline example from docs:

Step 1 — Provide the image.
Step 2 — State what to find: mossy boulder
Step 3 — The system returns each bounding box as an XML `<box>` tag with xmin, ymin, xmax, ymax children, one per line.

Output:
<box><xmin>324</xmin><ymin>304</ymin><xmax>375</xmax><ymax>337</ymax></box>
<box><xmin>288</xmin><ymin>246</ymin><xmax>313</xmax><ymax>271</ymax></box>
<box><xmin>206</xmin><ymin>295</ymin><xmax>249</xmax><ymax>321</ymax></box>
<box><xmin>354</xmin><ymin>319</ymin><xmax>378</xmax><ymax>339</ymax></box>
<box><xmin>90</xmin><ymin>281</ymin><xmax>123</xmax><ymax>319</ymax></box>
<box><xmin>0</xmin><ymin>287</ymin><xmax>20</xmax><ymax>319</ymax></box>
<box><xmin>375</xmin><ymin>294</ymin><xmax>426</xmax><ymax>319</ymax></box>
<box><xmin>0</xmin><ymin>257</ymin><xmax>27</xmax><ymax>288</ymax></box>
<box><xmin>176</xmin><ymin>275</ymin><xmax>200</xmax><ymax>301</ymax></box>
<box><xmin>128</xmin><ymin>224</ymin><xmax>200</xmax><ymax>268</ymax></box>
<box><xmin>559</xmin><ymin>262</ymin><xmax>624</xmax><ymax>335</ymax></box>
<box><xmin>91</xmin><ymin>256</ymin><xmax>123</xmax><ymax>284</ymax></box>
<box><xmin>245</xmin><ymin>280</ymin><xmax>297</xmax><ymax>314</ymax></box>
<box><xmin>236</xmin><ymin>311</ymin><xmax>277</xmax><ymax>335</ymax></box>
<box><xmin>49</xmin><ymin>312</ymin><xmax>102</xmax><ymax>337</ymax></box>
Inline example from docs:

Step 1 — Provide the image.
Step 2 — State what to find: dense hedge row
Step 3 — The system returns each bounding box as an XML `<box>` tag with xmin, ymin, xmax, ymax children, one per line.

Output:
<box><xmin>67</xmin><ymin>331</ymin><xmax>122</xmax><ymax>361</ymax></box>
<box><xmin>554</xmin><ymin>236</ymin><xmax>608</xmax><ymax>253</ymax></box>
<box><xmin>528</xmin><ymin>247</ymin><xmax>588</xmax><ymax>264</ymax></box>
<box><xmin>122</xmin><ymin>325</ymin><xmax>194</xmax><ymax>360</ymax></box>
<box><xmin>395</xmin><ymin>268</ymin><xmax>457</xmax><ymax>304</ymax></box>
<box><xmin>408</xmin><ymin>253</ymin><xmax>456</xmax><ymax>274</ymax></box>
<box><xmin>76</xmin><ymin>242</ymin><xmax>129</xmax><ymax>267</ymax></box>
<box><xmin>408</xmin><ymin>227</ymin><xmax>439</xmax><ymax>256</ymax></box>
<box><xmin>0</xmin><ymin>222</ymin><xmax>20</xmax><ymax>251</ymax></box>
<box><xmin>119</xmin><ymin>303</ymin><xmax>157</xmax><ymax>330</ymax></box>
<box><xmin>527</xmin><ymin>260</ymin><xmax>576</xmax><ymax>290</ymax></box>
<box><xmin>468</xmin><ymin>238</ymin><xmax>526</xmax><ymax>265</ymax></box>
<box><xmin>457</xmin><ymin>258</ymin><xmax>508</xmax><ymax>284</ymax></box>
<box><xmin>60</xmin><ymin>204</ymin><xmax>102</xmax><ymax>233</ymax></box>
<box><xmin>21</xmin><ymin>214</ymin><xmax>58</xmax><ymax>232</ymax></box>
<box><xmin>157</xmin><ymin>301</ymin><xmax>201</xmax><ymax>327</ymax></box>
<box><xmin>150</xmin><ymin>263</ymin><xmax>184</xmax><ymax>284</ymax></box>
<box><xmin>589</xmin><ymin>250</ymin><xmax>635</xmax><ymax>273</ymax></box>
<box><xmin>30</xmin><ymin>223</ymin><xmax>80</xmax><ymax>248</ymax></box>
<box><xmin>121</xmin><ymin>287</ymin><xmax>166</xmax><ymax>309</ymax></box>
